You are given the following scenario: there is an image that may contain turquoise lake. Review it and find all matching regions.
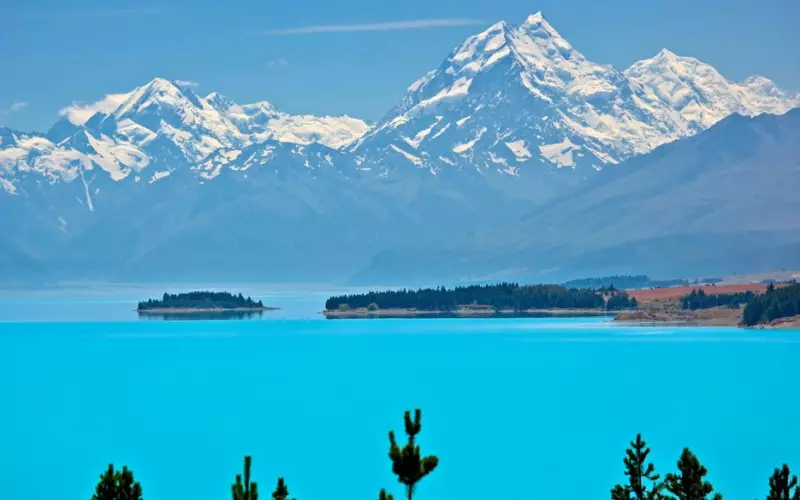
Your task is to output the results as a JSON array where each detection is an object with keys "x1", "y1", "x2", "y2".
[{"x1": 1, "y1": 288, "x2": 799, "y2": 500}]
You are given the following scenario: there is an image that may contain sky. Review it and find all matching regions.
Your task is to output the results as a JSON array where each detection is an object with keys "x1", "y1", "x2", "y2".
[{"x1": 1, "y1": 0, "x2": 798, "y2": 132}]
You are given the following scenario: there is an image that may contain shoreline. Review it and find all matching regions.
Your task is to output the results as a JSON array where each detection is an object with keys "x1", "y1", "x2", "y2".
[
  {"x1": 137, "y1": 306, "x2": 278, "y2": 315},
  {"x1": 613, "y1": 308, "x2": 800, "y2": 329},
  {"x1": 322, "y1": 307, "x2": 614, "y2": 319}
]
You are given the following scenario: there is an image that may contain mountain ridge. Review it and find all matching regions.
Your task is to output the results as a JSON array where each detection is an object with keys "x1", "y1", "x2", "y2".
[{"x1": 1, "y1": 13, "x2": 798, "y2": 284}]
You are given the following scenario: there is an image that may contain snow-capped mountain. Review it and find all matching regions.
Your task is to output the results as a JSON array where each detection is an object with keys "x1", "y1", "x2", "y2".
[
  {"x1": 205, "y1": 93, "x2": 369, "y2": 149},
  {"x1": 1, "y1": 11, "x2": 799, "y2": 284},
  {"x1": 354, "y1": 13, "x2": 798, "y2": 178},
  {"x1": 3, "y1": 14, "x2": 797, "y2": 198},
  {"x1": 625, "y1": 49, "x2": 800, "y2": 132},
  {"x1": 0, "y1": 78, "x2": 369, "y2": 195}
]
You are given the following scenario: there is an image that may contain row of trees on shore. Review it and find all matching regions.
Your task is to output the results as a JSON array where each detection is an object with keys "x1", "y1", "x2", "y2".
[
  {"x1": 680, "y1": 289, "x2": 756, "y2": 310},
  {"x1": 326, "y1": 283, "x2": 637, "y2": 312},
  {"x1": 677, "y1": 282, "x2": 800, "y2": 326},
  {"x1": 89, "y1": 409, "x2": 798, "y2": 500},
  {"x1": 742, "y1": 283, "x2": 800, "y2": 326}
]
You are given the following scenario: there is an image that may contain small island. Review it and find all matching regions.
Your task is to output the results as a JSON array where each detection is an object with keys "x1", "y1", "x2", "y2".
[
  {"x1": 323, "y1": 283, "x2": 636, "y2": 318},
  {"x1": 137, "y1": 291, "x2": 276, "y2": 316}
]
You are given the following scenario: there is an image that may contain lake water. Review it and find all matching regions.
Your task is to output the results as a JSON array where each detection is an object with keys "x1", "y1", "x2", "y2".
[{"x1": 1, "y1": 288, "x2": 799, "y2": 500}]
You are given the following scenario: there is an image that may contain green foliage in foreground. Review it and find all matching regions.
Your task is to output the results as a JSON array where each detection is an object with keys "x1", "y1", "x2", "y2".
[
  {"x1": 766, "y1": 465, "x2": 800, "y2": 500},
  {"x1": 91, "y1": 464, "x2": 142, "y2": 500},
  {"x1": 232, "y1": 456, "x2": 258, "y2": 500},
  {"x1": 89, "y1": 412, "x2": 800, "y2": 500},
  {"x1": 664, "y1": 448, "x2": 722, "y2": 500},
  {"x1": 742, "y1": 282, "x2": 800, "y2": 326},
  {"x1": 272, "y1": 477, "x2": 294, "y2": 500},
  {"x1": 384, "y1": 409, "x2": 439, "y2": 500},
  {"x1": 611, "y1": 434, "x2": 663, "y2": 500},
  {"x1": 138, "y1": 291, "x2": 264, "y2": 311}
]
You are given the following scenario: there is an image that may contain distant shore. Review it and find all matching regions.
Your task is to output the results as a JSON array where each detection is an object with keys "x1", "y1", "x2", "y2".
[
  {"x1": 323, "y1": 307, "x2": 613, "y2": 319},
  {"x1": 137, "y1": 306, "x2": 278, "y2": 315},
  {"x1": 613, "y1": 308, "x2": 800, "y2": 329}
]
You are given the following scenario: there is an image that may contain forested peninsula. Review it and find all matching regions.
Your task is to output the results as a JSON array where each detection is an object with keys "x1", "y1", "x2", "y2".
[{"x1": 324, "y1": 283, "x2": 636, "y2": 318}]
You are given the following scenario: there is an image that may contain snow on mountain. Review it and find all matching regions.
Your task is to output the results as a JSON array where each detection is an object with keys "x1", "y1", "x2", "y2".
[
  {"x1": 354, "y1": 13, "x2": 692, "y2": 175},
  {"x1": 0, "y1": 79, "x2": 369, "y2": 197},
  {"x1": 355, "y1": 13, "x2": 798, "y2": 178},
  {"x1": 625, "y1": 49, "x2": 800, "y2": 131},
  {"x1": 2, "y1": 13, "x2": 798, "y2": 201},
  {"x1": 207, "y1": 94, "x2": 369, "y2": 148}
]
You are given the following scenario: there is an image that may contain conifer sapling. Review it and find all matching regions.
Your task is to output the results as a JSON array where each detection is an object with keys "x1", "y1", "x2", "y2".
[
  {"x1": 386, "y1": 409, "x2": 439, "y2": 500},
  {"x1": 767, "y1": 464, "x2": 800, "y2": 500},
  {"x1": 664, "y1": 448, "x2": 722, "y2": 500},
  {"x1": 611, "y1": 433, "x2": 664, "y2": 500},
  {"x1": 232, "y1": 456, "x2": 258, "y2": 500}
]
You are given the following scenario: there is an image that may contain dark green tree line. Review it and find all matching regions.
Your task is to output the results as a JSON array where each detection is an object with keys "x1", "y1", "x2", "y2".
[
  {"x1": 87, "y1": 418, "x2": 799, "y2": 500},
  {"x1": 742, "y1": 283, "x2": 800, "y2": 326},
  {"x1": 138, "y1": 291, "x2": 264, "y2": 311},
  {"x1": 326, "y1": 283, "x2": 610, "y2": 311},
  {"x1": 680, "y1": 289, "x2": 755, "y2": 310}
]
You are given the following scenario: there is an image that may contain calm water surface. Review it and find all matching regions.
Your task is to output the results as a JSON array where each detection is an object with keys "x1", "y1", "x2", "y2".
[{"x1": 0, "y1": 289, "x2": 798, "y2": 500}]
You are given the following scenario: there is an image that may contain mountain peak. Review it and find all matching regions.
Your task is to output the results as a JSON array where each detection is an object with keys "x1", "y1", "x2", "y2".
[
  {"x1": 113, "y1": 77, "x2": 185, "y2": 119},
  {"x1": 655, "y1": 48, "x2": 678, "y2": 60},
  {"x1": 519, "y1": 11, "x2": 561, "y2": 37},
  {"x1": 522, "y1": 11, "x2": 545, "y2": 26},
  {"x1": 144, "y1": 77, "x2": 179, "y2": 92},
  {"x1": 205, "y1": 91, "x2": 237, "y2": 112}
]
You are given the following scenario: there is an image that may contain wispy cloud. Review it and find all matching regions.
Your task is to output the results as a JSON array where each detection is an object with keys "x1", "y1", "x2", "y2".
[
  {"x1": 0, "y1": 102, "x2": 28, "y2": 115},
  {"x1": 174, "y1": 80, "x2": 199, "y2": 88},
  {"x1": 255, "y1": 18, "x2": 485, "y2": 36},
  {"x1": 60, "y1": 92, "x2": 133, "y2": 125},
  {"x1": 75, "y1": 8, "x2": 162, "y2": 18},
  {"x1": 9, "y1": 102, "x2": 28, "y2": 113},
  {"x1": 267, "y1": 58, "x2": 288, "y2": 68}
]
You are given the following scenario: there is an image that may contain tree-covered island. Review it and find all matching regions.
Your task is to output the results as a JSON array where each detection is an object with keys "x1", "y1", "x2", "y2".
[{"x1": 137, "y1": 291, "x2": 274, "y2": 314}]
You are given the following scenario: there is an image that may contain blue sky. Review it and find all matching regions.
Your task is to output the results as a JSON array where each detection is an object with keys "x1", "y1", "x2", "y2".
[{"x1": 1, "y1": 0, "x2": 798, "y2": 131}]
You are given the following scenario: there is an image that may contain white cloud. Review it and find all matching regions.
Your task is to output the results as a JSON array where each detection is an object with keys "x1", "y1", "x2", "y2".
[
  {"x1": 267, "y1": 58, "x2": 288, "y2": 68},
  {"x1": 59, "y1": 92, "x2": 133, "y2": 125},
  {"x1": 0, "y1": 102, "x2": 28, "y2": 115},
  {"x1": 255, "y1": 18, "x2": 485, "y2": 36},
  {"x1": 175, "y1": 80, "x2": 199, "y2": 88}
]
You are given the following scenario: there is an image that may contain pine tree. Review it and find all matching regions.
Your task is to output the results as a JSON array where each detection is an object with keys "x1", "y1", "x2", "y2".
[
  {"x1": 272, "y1": 477, "x2": 295, "y2": 500},
  {"x1": 92, "y1": 465, "x2": 118, "y2": 500},
  {"x1": 232, "y1": 456, "x2": 258, "y2": 500},
  {"x1": 379, "y1": 489, "x2": 395, "y2": 500},
  {"x1": 386, "y1": 409, "x2": 439, "y2": 500},
  {"x1": 664, "y1": 448, "x2": 722, "y2": 500},
  {"x1": 767, "y1": 465, "x2": 800, "y2": 500},
  {"x1": 91, "y1": 464, "x2": 142, "y2": 500},
  {"x1": 612, "y1": 434, "x2": 664, "y2": 500}
]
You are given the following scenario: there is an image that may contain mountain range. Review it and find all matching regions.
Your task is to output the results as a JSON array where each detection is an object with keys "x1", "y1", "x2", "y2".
[{"x1": 1, "y1": 12, "x2": 798, "y2": 284}]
